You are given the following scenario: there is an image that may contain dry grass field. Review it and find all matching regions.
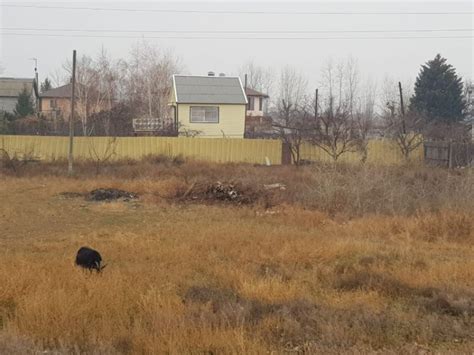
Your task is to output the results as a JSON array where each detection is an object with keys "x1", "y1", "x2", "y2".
[{"x1": 0, "y1": 157, "x2": 473, "y2": 354}]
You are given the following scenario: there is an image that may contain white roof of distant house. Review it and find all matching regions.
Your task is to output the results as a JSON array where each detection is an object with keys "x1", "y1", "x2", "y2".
[
  {"x1": 173, "y1": 75, "x2": 247, "y2": 104},
  {"x1": 0, "y1": 77, "x2": 34, "y2": 97}
]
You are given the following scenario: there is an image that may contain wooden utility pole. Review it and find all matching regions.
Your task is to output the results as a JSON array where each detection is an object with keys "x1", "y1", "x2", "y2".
[
  {"x1": 35, "y1": 67, "x2": 39, "y2": 115},
  {"x1": 34, "y1": 59, "x2": 39, "y2": 116},
  {"x1": 68, "y1": 50, "x2": 76, "y2": 175},
  {"x1": 398, "y1": 81, "x2": 406, "y2": 134},
  {"x1": 314, "y1": 88, "x2": 319, "y2": 119}
]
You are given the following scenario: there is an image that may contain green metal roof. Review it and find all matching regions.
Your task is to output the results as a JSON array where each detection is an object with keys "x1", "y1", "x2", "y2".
[{"x1": 173, "y1": 75, "x2": 247, "y2": 104}]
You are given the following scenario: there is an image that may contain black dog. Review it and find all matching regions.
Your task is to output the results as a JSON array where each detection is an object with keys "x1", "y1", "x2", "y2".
[{"x1": 75, "y1": 247, "x2": 106, "y2": 272}]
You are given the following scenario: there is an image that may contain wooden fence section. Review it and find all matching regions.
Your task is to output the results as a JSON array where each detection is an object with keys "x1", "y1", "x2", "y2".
[
  {"x1": 1, "y1": 135, "x2": 424, "y2": 166},
  {"x1": 300, "y1": 139, "x2": 424, "y2": 165},
  {"x1": 424, "y1": 141, "x2": 473, "y2": 168},
  {"x1": 0, "y1": 135, "x2": 282, "y2": 165}
]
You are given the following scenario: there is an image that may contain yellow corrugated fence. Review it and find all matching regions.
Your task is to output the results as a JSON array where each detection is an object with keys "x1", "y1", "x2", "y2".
[
  {"x1": 299, "y1": 139, "x2": 423, "y2": 165},
  {"x1": 0, "y1": 135, "x2": 423, "y2": 165},
  {"x1": 0, "y1": 135, "x2": 282, "y2": 165}
]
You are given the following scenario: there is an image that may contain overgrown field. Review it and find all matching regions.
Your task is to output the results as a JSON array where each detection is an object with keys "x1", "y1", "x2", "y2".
[{"x1": 0, "y1": 158, "x2": 473, "y2": 353}]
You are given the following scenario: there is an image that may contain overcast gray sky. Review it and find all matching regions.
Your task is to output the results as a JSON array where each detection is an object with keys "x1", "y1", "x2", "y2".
[{"x1": 1, "y1": 0, "x2": 473, "y2": 93}]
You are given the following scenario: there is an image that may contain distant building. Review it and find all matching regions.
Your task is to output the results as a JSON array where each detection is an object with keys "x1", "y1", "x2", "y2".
[
  {"x1": 40, "y1": 83, "x2": 73, "y2": 120},
  {"x1": 245, "y1": 87, "x2": 269, "y2": 117},
  {"x1": 170, "y1": 73, "x2": 247, "y2": 138},
  {"x1": 0, "y1": 77, "x2": 36, "y2": 113},
  {"x1": 244, "y1": 87, "x2": 273, "y2": 138},
  {"x1": 40, "y1": 83, "x2": 108, "y2": 123}
]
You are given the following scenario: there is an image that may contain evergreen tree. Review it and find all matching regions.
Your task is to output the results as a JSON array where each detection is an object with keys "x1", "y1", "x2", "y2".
[
  {"x1": 410, "y1": 54, "x2": 466, "y2": 123},
  {"x1": 14, "y1": 87, "x2": 35, "y2": 117},
  {"x1": 0, "y1": 110, "x2": 15, "y2": 134},
  {"x1": 40, "y1": 78, "x2": 52, "y2": 93}
]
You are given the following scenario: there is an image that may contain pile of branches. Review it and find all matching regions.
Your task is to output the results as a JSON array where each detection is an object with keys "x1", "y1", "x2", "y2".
[{"x1": 180, "y1": 181, "x2": 268, "y2": 205}]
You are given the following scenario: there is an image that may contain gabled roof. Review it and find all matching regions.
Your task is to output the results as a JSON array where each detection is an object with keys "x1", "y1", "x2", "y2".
[
  {"x1": 0, "y1": 77, "x2": 34, "y2": 97},
  {"x1": 41, "y1": 83, "x2": 72, "y2": 98},
  {"x1": 173, "y1": 75, "x2": 247, "y2": 104},
  {"x1": 245, "y1": 87, "x2": 269, "y2": 98}
]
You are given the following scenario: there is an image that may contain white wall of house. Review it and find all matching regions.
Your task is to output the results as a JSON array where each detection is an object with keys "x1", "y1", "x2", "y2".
[
  {"x1": 0, "y1": 97, "x2": 18, "y2": 113},
  {"x1": 246, "y1": 96, "x2": 265, "y2": 116},
  {"x1": 177, "y1": 103, "x2": 246, "y2": 138}
]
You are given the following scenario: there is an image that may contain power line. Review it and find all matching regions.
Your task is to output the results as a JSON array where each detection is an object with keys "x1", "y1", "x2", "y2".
[
  {"x1": 2, "y1": 4, "x2": 473, "y2": 15},
  {"x1": 3, "y1": 32, "x2": 473, "y2": 40},
  {"x1": 2, "y1": 27, "x2": 473, "y2": 34}
]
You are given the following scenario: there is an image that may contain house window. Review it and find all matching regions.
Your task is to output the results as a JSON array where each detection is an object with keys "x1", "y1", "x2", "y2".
[
  {"x1": 50, "y1": 99, "x2": 56, "y2": 108},
  {"x1": 248, "y1": 97, "x2": 254, "y2": 111},
  {"x1": 259, "y1": 97, "x2": 263, "y2": 111},
  {"x1": 190, "y1": 106, "x2": 219, "y2": 123}
]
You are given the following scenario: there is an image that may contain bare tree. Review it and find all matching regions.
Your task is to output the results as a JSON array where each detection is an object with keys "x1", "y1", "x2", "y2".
[
  {"x1": 94, "y1": 48, "x2": 123, "y2": 135},
  {"x1": 309, "y1": 58, "x2": 364, "y2": 161},
  {"x1": 50, "y1": 67, "x2": 69, "y2": 88},
  {"x1": 55, "y1": 43, "x2": 180, "y2": 136},
  {"x1": 345, "y1": 56, "x2": 359, "y2": 117},
  {"x1": 310, "y1": 109, "x2": 361, "y2": 162},
  {"x1": 63, "y1": 54, "x2": 104, "y2": 135},
  {"x1": 123, "y1": 41, "x2": 181, "y2": 123},
  {"x1": 271, "y1": 66, "x2": 310, "y2": 165},
  {"x1": 87, "y1": 136, "x2": 118, "y2": 175},
  {"x1": 238, "y1": 59, "x2": 274, "y2": 94},
  {"x1": 383, "y1": 104, "x2": 424, "y2": 160},
  {"x1": 463, "y1": 78, "x2": 473, "y2": 134},
  {"x1": 238, "y1": 59, "x2": 275, "y2": 116},
  {"x1": 353, "y1": 78, "x2": 377, "y2": 162},
  {"x1": 61, "y1": 48, "x2": 127, "y2": 136},
  {"x1": 380, "y1": 78, "x2": 423, "y2": 160}
]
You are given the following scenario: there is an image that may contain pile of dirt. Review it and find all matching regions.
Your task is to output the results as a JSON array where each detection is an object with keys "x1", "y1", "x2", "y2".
[
  {"x1": 87, "y1": 188, "x2": 138, "y2": 202},
  {"x1": 180, "y1": 181, "x2": 268, "y2": 205}
]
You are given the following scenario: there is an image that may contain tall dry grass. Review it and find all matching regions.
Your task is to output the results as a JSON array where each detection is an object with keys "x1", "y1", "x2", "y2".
[
  {"x1": 1, "y1": 156, "x2": 473, "y2": 216},
  {"x1": 0, "y1": 158, "x2": 473, "y2": 353}
]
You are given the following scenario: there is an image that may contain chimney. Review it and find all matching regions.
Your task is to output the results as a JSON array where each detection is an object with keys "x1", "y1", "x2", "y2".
[
  {"x1": 207, "y1": 71, "x2": 215, "y2": 77},
  {"x1": 219, "y1": 73, "x2": 226, "y2": 77}
]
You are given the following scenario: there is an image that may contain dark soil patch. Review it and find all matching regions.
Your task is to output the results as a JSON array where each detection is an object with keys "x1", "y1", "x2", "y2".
[{"x1": 87, "y1": 188, "x2": 138, "y2": 202}]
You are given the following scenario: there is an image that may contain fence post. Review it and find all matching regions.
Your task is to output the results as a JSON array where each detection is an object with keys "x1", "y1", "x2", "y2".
[{"x1": 448, "y1": 141, "x2": 453, "y2": 169}]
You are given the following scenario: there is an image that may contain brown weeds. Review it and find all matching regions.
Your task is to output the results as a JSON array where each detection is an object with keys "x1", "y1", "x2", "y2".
[{"x1": 0, "y1": 160, "x2": 473, "y2": 352}]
